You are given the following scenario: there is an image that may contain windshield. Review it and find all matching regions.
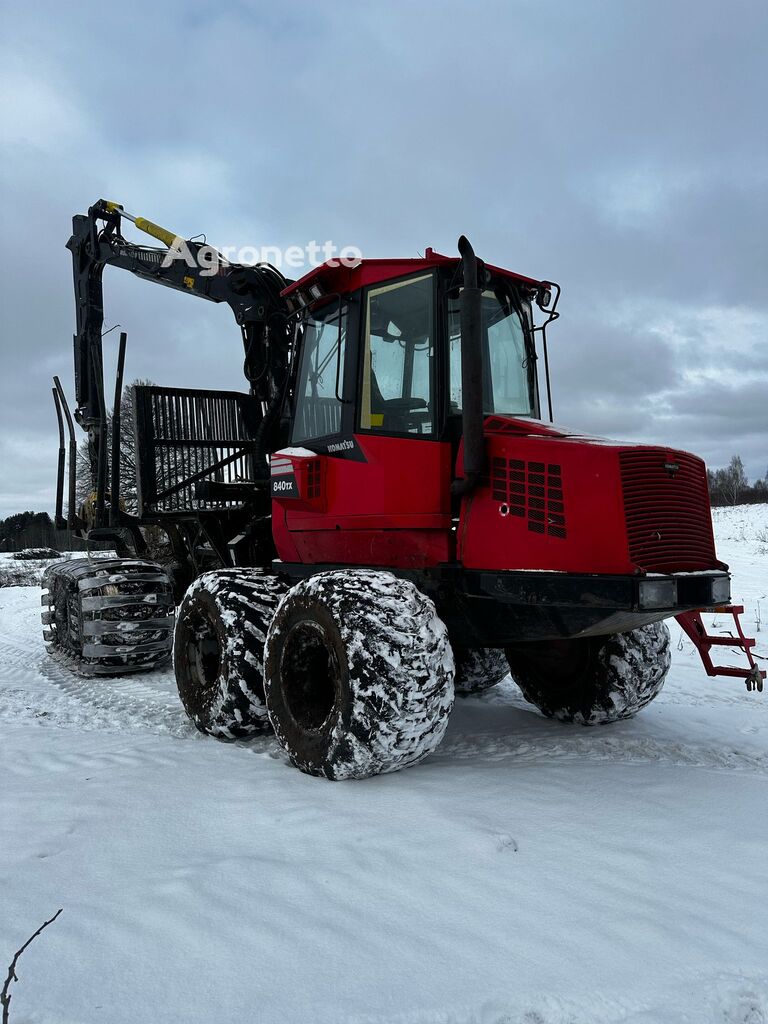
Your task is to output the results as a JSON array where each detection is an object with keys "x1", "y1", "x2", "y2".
[{"x1": 448, "y1": 288, "x2": 535, "y2": 417}]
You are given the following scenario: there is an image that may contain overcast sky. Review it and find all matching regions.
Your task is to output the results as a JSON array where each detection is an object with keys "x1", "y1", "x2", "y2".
[{"x1": 1, "y1": 0, "x2": 766, "y2": 518}]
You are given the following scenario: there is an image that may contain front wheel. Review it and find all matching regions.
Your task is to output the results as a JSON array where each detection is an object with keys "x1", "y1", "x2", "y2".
[
  {"x1": 174, "y1": 569, "x2": 287, "y2": 739},
  {"x1": 506, "y1": 621, "x2": 671, "y2": 725},
  {"x1": 264, "y1": 570, "x2": 455, "y2": 780}
]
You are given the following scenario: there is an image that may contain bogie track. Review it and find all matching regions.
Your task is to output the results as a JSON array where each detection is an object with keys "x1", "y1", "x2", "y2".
[{"x1": 42, "y1": 558, "x2": 174, "y2": 676}]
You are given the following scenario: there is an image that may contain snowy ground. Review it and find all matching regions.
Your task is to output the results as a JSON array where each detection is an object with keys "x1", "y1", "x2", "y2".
[{"x1": 0, "y1": 507, "x2": 766, "y2": 1024}]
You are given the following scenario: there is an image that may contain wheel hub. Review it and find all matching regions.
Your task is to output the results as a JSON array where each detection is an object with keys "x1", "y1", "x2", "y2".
[{"x1": 280, "y1": 620, "x2": 338, "y2": 732}]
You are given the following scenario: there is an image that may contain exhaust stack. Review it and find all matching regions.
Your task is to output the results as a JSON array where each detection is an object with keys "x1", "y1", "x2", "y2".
[{"x1": 452, "y1": 235, "x2": 485, "y2": 496}]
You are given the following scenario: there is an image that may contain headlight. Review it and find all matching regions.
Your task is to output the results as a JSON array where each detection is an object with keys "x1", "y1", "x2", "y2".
[
  {"x1": 710, "y1": 575, "x2": 731, "y2": 605},
  {"x1": 638, "y1": 578, "x2": 678, "y2": 609}
]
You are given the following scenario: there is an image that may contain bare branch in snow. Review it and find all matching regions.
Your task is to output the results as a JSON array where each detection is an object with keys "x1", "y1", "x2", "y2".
[{"x1": 1, "y1": 909, "x2": 63, "y2": 1024}]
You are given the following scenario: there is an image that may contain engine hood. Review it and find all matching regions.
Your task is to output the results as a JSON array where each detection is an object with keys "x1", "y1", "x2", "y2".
[
  {"x1": 456, "y1": 419, "x2": 718, "y2": 575},
  {"x1": 482, "y1": 414, "x2": 646, "y2": 447}
]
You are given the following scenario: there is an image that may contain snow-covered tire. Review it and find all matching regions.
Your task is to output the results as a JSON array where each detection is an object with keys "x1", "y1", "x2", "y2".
[
  {"x1": 506, "y1": 621, "x2": 671, "y2": 724},
  {"x1": 454, "y1": 647, "x2": 509, "y2": 694},
  {"x1": 174, "y1": 568, "x2": 288, "y2": 739},
  {"x1": 264, "y1": 570, "x2": 455, "y2": 780}
]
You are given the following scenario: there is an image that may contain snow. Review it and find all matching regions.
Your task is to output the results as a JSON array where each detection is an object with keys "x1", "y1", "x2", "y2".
[
  {"x1": 0, "y1": 507, "x2": 767, "y2": 1023},
  {"x1": 273, "y1": 446, "x2": 318, "y2": 459}
]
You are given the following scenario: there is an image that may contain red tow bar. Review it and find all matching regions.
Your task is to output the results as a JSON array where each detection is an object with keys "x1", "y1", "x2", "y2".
[{"x1": 676, "y1": 605, "x2": 765, "y2": 692}]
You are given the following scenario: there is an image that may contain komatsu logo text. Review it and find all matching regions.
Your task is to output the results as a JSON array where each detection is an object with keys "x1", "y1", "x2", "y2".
[{"x1": 327, "y1": 439, "x2": 355, "y2": 453}]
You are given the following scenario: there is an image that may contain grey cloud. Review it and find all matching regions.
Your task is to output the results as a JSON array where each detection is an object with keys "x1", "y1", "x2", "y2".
[{"x1": 1, "y1": 0, "x2": 766, "y2": 517}]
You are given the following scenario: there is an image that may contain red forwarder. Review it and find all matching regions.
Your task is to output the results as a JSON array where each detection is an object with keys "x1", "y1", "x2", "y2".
[{"x1": 43, "y1": 201, "x2": 764, "y2": 780}]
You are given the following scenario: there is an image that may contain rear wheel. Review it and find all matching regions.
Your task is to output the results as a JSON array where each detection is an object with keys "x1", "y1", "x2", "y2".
[
  {"x1": 42, "y1": 558, "x2": 174, "y2": 676},
  {"x1": 505, "y1": 621, "x2": 671, "y2": 724},
  {"x1": 174, "y1": 569, "x2": 287, "y2": 739},
  {"x1": 264, "y1": 570, "x2": 455, "y2": 779},
  {"x1": 453, "y1": 647, "x2": 509, "y2": 694}
]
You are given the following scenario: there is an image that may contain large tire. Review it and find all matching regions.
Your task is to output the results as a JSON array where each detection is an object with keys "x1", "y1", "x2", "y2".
[
  {"x1": 506, "y1": 621, "x2": 671, "y2": 724},
  {"x1": 41, "y1": 558, "x2": 174, "y2": 676},
  {"x1": 264, "y1": 570, "x2": 455, "y2": 780},
  {"x1": 174, "y1": 568, "x2": 287, "y2": 739},
  {"x1": 454, "y1": 647, "x2": 509, "y2": 694}
]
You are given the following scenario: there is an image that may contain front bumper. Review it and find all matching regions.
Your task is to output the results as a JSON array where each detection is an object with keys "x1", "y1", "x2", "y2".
[
  {"x1": 478, "y1": 567, "x2": 729, "y2": 613},
  {"x1": 441, "y1": 567, "x2": 731, "y2": 645}
]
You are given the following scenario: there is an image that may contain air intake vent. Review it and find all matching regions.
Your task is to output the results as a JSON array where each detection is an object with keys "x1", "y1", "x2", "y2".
[
  {"x1": 306, "y1": 459, "x2": 322, "y2": 499},
  {"x1": 619, "y1": 449, "x2": 716, "y2": 571},
  {"x1": 489, "y1": 459, "x2": 567, "y2": 538}
]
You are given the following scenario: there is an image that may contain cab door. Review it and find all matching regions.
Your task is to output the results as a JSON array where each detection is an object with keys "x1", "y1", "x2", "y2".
[{"x1": 272, "y1": 273, "x2": 454, "y2": 568}]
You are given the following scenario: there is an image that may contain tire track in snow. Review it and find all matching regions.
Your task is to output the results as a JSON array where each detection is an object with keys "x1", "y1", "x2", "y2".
[
  {"x1": 0, "y1": 635, "x2": 192, "y2": 738},
  {"x1": 437, "y1": 728, "x2": 768, "y2": 776},
  {"x1": 1, "y1": 737, "x2": 199, "y2": 778},
  {"x1": 2, "y1": 722, "x2": 277, "y2": 780}
]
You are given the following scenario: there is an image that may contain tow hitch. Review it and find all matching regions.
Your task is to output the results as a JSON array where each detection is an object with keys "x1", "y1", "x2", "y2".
[{"x1": 676, "y1": 605, "x2": 766, "y2": 692}]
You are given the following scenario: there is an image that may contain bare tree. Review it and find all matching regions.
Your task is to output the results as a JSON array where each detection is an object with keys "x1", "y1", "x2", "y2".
[
  {"x1": 722, "y1": 455, "x2": 748, "y2": 506},
  {"x1": 76, "y1": 379, "x2": 154, "y2": 512}
]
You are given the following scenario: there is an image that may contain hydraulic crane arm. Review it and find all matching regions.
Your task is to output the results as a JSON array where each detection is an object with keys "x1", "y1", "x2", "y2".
[{"x1": 67, "y1": 199, "x2": 291, "y2": 431}]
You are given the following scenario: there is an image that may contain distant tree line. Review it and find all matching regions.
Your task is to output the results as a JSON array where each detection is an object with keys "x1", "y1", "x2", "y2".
[
  {"x1": 707, "y1": 455, "x2": 768, "y2": 507},
  {"x1": 0, "y1": 511, "x2": 91, "y2": 553}
]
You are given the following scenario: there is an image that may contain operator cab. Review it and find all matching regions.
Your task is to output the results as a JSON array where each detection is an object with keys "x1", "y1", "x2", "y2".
[
  {"x1": 272, "y1": 249, "x2": 558, "y2": 570},
  {"x1": 283, "y1": 251, "x2": 550, "y2": 451}
]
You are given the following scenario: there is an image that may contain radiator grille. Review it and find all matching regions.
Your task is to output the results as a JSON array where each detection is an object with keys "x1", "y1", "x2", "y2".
[
  {"x1": 489, "y1": 458, "x2": 567, "y2": 538},
  {"x1": 619, "y1": 449, "x2": 716, "y2": 571}
]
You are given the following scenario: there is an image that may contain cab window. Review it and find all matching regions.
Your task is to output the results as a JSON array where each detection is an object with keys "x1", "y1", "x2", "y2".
[
  {"x1": 360, "y1": 274, "x2": 434, "y2": 435},
  {"x1": 292, "y1": 301, "x2": 347, "y2": 442}
]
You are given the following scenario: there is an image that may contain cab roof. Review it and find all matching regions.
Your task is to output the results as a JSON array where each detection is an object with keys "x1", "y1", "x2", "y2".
[{"x1": 280, "y1": 247, "x2": 546, "y2": 306}]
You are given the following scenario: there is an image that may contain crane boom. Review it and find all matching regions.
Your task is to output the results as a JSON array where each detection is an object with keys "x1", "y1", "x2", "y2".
[{"x1": 66, "y1": 200, "x2": 291, "y2": 432}]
